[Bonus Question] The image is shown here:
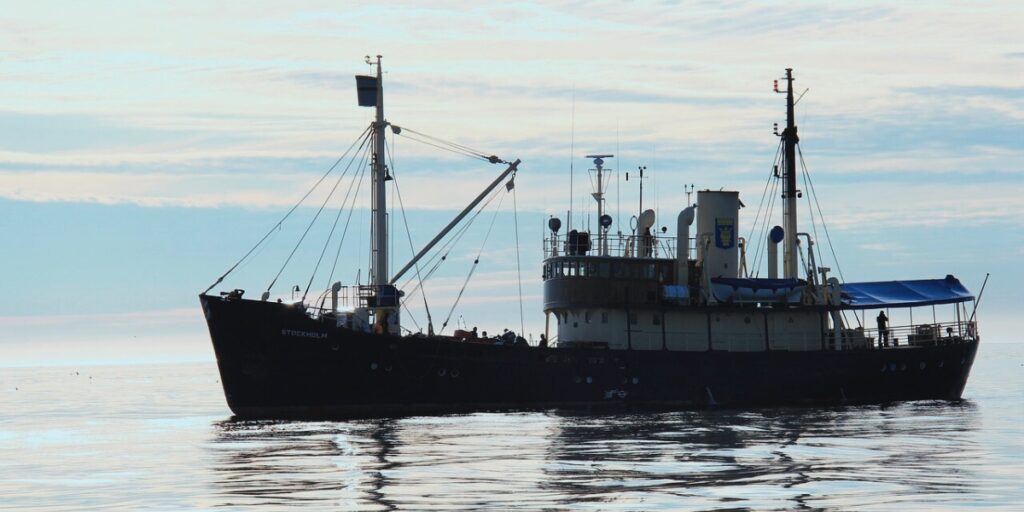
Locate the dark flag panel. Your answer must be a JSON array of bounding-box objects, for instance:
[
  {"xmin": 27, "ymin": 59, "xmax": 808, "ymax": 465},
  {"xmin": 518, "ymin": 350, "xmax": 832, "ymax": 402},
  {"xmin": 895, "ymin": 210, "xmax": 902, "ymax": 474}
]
[{"xmin": 355, "ymin": 75, "xmax": 377, "ymax": 107}]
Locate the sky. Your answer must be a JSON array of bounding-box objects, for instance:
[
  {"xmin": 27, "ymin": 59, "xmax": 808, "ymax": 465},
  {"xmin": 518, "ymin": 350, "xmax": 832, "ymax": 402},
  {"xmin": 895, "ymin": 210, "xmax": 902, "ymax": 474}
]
[{"xmin": 1, "ymin": 1, "xmax": 1021, "ymax": 366}]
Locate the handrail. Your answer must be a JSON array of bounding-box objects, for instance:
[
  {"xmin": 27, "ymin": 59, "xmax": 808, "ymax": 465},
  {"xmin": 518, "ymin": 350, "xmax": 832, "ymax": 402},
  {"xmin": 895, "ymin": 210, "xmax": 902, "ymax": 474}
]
[
  {"xmin": 543, "ymin": 232, "xmax": 687, "ymax": 259},
  {"xmin": 863, "ymin": 320, "xmax": 976, "ymax": 348}
]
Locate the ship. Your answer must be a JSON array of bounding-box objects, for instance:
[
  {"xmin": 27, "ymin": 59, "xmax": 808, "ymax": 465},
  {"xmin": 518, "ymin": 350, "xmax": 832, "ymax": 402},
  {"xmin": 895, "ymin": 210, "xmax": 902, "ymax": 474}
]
[{"xmin": 200, "ymin": 57, "xmax": 982, "ymax": 418}]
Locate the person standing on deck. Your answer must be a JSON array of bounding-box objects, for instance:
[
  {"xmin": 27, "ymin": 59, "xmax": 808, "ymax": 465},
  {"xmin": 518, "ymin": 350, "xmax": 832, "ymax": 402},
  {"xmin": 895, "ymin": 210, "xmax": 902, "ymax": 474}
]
[{"xmin": 877, "ymin": 311, "xmax": 889, "ymax": 347}]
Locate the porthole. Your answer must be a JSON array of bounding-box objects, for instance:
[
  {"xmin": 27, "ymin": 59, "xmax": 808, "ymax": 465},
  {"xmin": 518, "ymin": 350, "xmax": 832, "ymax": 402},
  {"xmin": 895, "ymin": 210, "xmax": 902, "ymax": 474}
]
[
  {"xmin": 437, "ymin": 368, "xmax": 447, "ymax": 377},
  {"xmin": 370, "ymin": 362, "xmax": 378, "ymax": 370},
  {"xmin": 919, "ymin": 362, "xmax": 926, "ymax": 370},
  {"xmin": 632, "ymin": 377, "xmax": 639, "ymax": 385},
  {"xmin": 586, "ymin": 376, "xmax": 593, "ymax": 384},
  {"xmin": 451, "ymin": 369, "xmax": 460, "ymax": 378}
]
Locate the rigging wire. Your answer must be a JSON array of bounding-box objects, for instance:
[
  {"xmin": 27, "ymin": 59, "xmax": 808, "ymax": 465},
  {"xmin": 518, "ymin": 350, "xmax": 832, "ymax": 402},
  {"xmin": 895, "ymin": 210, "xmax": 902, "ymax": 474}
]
[
  {"xmin": 266, "ymin": 130, "xmax": 374, "ymax": 295},
  {"xmin": 751, "ymin": 172, "xmax": 781, "ymax": 277},
  {"xmin": 440, "ymin": 187, "xmax": 510, "ymax": 334},
  {"xmin": 202, "ymin": 125, "xmax": 372, "ymax": 294},
  {"xmin": 397, "ymin": 174, "xmax": 510, "ymax": 293},
  {"xmin": 395, "ymin": 132, "xmax": 480, "ymax": 160},
  {"xmin": 396, "ymin": 126, "xmax": 495, "ymax": 162},
  {"xmin": 398, "ymin": 176, "xmax": 510, "ymax": 304},
  {"xmin": 746, "ymin": 139, "xmax": 785, "ymax": 266},
  {"xmin": 615, "ymin": 122, "xmax": 621, "ymax": 231},
  {"xmin": 393, "ymin": 126, "xmax": 506, "ymax": 165},
  {"xmin": 386, "ymin": 135, "xmax": 435, "ymax": 333},
  {"xmin": 749, "ymin": 142, "xmax": 784, "ymax": 277},
  {"xmin": 798, "ymin": 145, "xmax": 845, "ymax": 282},
  {"xmin": 512, "ymin": 179, "xmax": 525, "ymax": 338},
  {"xmin": 799, "ymin": 152, "xmax": 821, "ymax": 276},
  {"xmin": 745, "ymin": 138, "xmax": 782, "ymax": 276},
  {"xmin": 323, "ymin": 150, "xmax": 371, "ymax": 295},
  {"xmin": 401, "ymin": 301, "xmax": 422, "ymax": 333},
  {"xmin": 398, "ymin": 217, "xmax": 477, "ymax": 300},
  {"xmin": 398, "ymin": 183, "xmax": 506, "ymax": 306},
  {"xmin": 569, "ymin": 86, "xmax": 575, "ymax": 231},
  {"xmin": 304, "ymin": 141, "xmax": 373, "ymax": 301}
]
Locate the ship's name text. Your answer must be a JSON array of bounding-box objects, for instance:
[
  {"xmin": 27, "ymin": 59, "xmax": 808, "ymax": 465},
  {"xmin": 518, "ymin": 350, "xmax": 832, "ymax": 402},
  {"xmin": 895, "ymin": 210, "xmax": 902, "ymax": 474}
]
[{"xmin": 281, "ymin": 329, "xmax": 328, "ymax": 339}]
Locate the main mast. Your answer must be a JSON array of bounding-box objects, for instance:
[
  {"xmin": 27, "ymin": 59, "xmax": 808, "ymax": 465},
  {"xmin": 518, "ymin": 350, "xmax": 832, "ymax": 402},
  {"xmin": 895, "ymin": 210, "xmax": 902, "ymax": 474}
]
[
  {"xmin": 370, "ymin": 55, "xmax": 388, "ymax": 288},
  {"xmin": 781, "ymin": 68, "xmax": 799, "ymax": 279}
]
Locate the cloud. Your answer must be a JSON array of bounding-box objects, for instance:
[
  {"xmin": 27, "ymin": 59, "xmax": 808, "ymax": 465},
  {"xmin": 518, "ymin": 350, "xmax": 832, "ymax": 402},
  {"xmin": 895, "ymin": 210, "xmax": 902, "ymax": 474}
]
[
  {"xmin": 0, "ymin": 170, "xmax": 309, "ymax": 208},
  {"xmin": 0, "ymin": 111, "xmax": 192, "ymax": 153},
  {"xmin": 0, "ymin": 308, "xmax": 198, "ymax": 330}
]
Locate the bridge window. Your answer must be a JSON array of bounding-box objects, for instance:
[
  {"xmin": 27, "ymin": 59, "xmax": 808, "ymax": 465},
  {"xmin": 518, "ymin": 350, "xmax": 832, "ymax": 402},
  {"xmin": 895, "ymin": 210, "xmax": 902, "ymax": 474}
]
[{"xmin": 602, "ymin": 312, "xmax": 609, "ymax": 324}]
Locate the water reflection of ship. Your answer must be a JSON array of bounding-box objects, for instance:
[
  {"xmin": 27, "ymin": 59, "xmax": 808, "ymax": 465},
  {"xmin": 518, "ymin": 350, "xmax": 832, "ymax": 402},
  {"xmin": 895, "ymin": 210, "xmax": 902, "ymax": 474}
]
[
  {"xmin": 539, "ymin": 403, "xmax": 980, "ymax": 509},
  {"xmin": 204, "ymin": 403, "xmax": 980, "ymax": 509},
  {"xmin": 208, "ymin": 418, "xmax": 400, "ymax": 510}
]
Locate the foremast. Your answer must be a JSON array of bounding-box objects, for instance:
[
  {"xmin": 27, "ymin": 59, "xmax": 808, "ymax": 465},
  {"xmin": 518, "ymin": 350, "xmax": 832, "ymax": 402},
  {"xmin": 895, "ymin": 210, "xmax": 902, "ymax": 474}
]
[
  {"xmin": 369, "ymin": 55, "xmax": 388, "ymax": 290},
  {"xmin": 363, "ymin": 55, "xmax": 399, "ymax": 334}
]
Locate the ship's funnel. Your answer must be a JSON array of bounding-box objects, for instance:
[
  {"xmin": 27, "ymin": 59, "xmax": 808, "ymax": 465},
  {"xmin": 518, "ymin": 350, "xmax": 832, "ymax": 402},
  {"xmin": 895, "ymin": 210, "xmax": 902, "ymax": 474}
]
[
  {"xmin": 677, "ymin": 206, "xmax": 696, "ymax": 286},
  {"xmin": 697, "ymin": 190, "xmax": 740, "ymax": 279}
]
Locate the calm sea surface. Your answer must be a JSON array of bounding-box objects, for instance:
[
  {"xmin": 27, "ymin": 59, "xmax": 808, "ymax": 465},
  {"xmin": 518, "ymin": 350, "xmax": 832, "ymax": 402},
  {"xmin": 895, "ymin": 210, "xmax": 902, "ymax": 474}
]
[{"xmin": 1, "ymin": 343, "xmax": 1021, "ymax": 511}]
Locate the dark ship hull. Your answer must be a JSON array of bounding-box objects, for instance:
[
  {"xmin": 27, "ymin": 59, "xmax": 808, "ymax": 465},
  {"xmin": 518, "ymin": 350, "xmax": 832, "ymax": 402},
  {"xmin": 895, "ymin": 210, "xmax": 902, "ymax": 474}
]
[{"xmin": 202, "ymin": 295, "xmax": 978, "ymax": 419}]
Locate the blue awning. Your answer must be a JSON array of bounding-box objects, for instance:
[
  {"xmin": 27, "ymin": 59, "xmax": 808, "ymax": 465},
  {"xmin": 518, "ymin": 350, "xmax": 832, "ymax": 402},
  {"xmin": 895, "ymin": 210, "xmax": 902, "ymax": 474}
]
[
  {"xmin": 840, "ymin": 275, "xmax": 974, "ymax": 309},
  {"xmin": 711, "ymin": 277, "xmax": 804, "ymax": 291}
]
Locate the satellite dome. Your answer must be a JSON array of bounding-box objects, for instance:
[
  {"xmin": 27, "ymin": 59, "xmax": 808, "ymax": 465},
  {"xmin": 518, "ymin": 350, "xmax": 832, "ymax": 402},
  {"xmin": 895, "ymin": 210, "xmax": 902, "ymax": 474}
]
[{"xmin": 638, "ymin": 209, "xmax": 656, "ymax": 231}]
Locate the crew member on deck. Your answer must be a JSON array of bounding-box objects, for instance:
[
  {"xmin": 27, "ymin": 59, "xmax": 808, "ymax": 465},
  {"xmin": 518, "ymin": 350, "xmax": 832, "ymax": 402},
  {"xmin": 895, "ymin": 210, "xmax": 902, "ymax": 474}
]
[{"xmin": 877, "ymin": 311, "xmax": 889, "ymax": 347}]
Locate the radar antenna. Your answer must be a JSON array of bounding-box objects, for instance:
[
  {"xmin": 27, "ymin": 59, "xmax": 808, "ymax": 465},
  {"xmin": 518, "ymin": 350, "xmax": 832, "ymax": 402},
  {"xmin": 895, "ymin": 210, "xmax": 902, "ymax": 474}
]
[{"xmin": 586, "ymin": 154, "xmax": 614, "ymax": 256}]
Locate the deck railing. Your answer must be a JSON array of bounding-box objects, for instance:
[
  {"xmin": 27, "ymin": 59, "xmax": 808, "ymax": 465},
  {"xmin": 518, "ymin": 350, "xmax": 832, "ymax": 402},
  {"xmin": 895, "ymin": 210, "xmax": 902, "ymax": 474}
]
[
  {"xmin": 543, "ymin": 232, "xmax": 687, "ymax": 259},
  {"xmin": 862, "ymin": 320, "xmax": 977, "ymax": 349}
]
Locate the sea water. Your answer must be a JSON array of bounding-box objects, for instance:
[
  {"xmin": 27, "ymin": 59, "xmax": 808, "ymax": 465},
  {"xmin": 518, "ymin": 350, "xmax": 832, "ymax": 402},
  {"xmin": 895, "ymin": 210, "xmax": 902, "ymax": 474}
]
[{"xmin": 1, "ymin": 343, "xmax": 1021, "ymax": 510}]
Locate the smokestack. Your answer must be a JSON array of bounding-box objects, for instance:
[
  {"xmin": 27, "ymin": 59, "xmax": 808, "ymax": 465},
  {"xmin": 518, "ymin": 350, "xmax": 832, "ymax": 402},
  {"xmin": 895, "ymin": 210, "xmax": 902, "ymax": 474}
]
[{"xmin": 677, "ymin": 206, "xmax": 695, "ymax": 285}]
